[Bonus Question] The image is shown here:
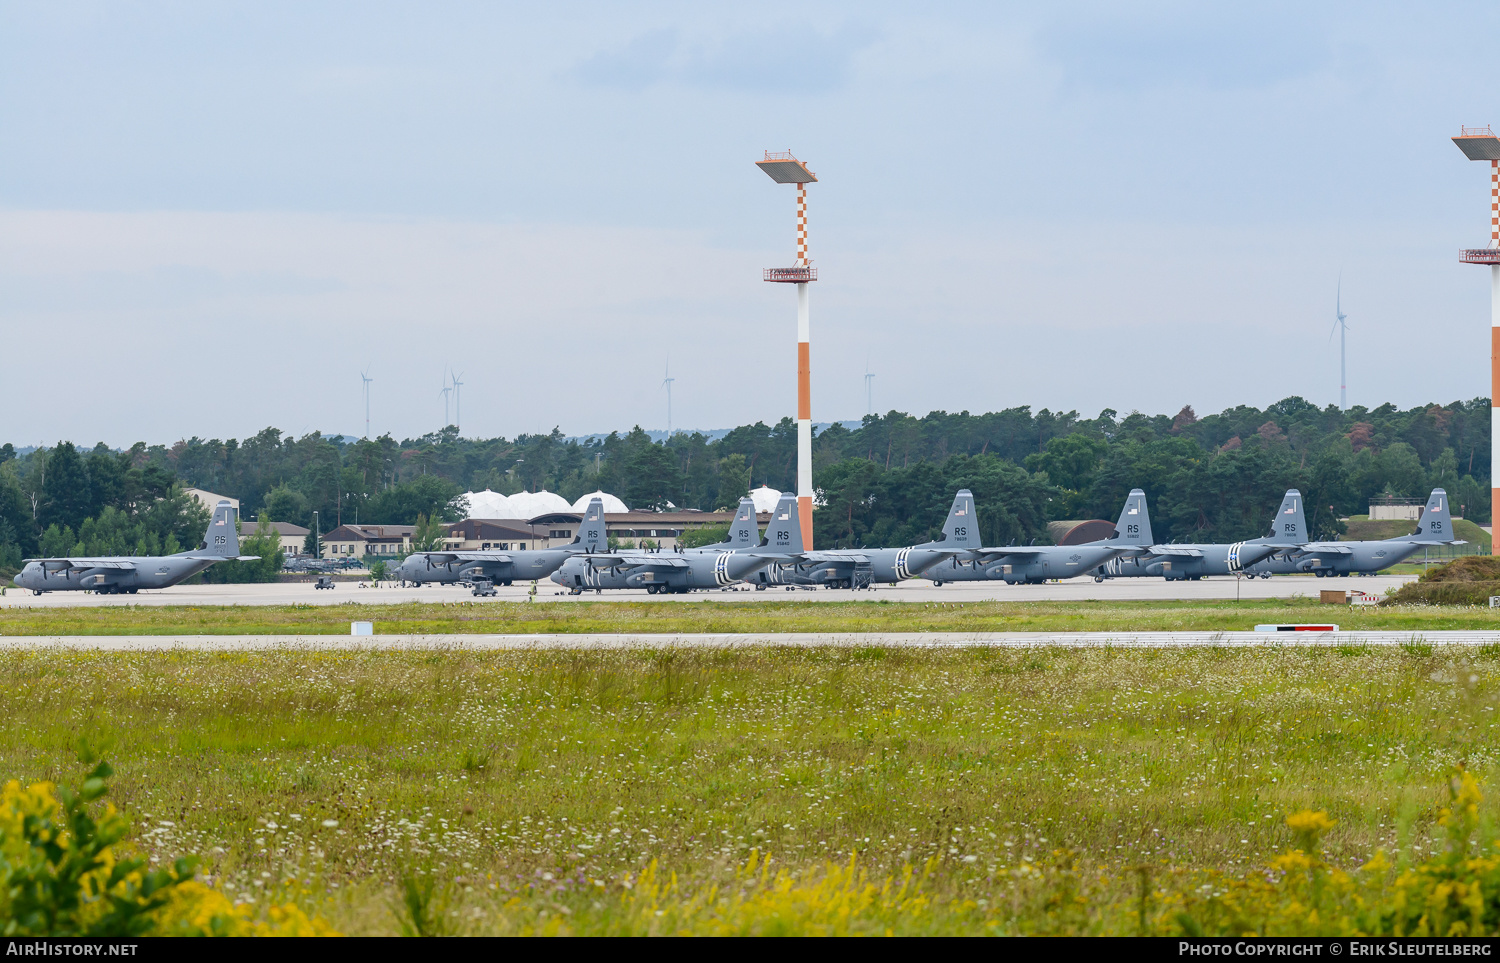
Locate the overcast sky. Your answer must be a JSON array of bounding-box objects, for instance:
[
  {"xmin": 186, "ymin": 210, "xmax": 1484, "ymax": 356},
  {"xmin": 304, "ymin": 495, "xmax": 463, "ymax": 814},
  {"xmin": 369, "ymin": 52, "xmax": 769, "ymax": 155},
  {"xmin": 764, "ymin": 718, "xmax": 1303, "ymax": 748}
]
[{"xmin": 3, "ymin": 1, "xmax": 1498, "ymax": 447}]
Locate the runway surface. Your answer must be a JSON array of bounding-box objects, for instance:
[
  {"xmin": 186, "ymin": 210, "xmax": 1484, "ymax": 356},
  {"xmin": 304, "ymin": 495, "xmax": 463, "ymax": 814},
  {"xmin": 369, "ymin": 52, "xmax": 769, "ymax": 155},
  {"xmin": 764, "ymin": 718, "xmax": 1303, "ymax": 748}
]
[
  {"xmin": 2, "ymin": 630, "xmax": 1493, "ymax": 651},
  {"xmin": 0, "ymin": 574, "xmax": 1415, "ymax": 608}
]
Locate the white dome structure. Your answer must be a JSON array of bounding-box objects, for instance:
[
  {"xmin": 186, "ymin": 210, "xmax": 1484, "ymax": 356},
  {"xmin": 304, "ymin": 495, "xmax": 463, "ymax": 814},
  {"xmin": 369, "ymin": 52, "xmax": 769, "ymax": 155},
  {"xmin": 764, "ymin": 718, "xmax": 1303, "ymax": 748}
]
[
  {"xmin": 749, "ymin": 485, "xmax": 783, "ymax": 513},
  {"xmin": 571, "ymin": 490, "xmax": 630, "ymax": 513},
  {"xmin": 461, "ymin": 490, "xmax": 513, "ymax": 519},
  {"xmin": 506, "ymin": 489, "xmax": 573, "ymax": 518}
]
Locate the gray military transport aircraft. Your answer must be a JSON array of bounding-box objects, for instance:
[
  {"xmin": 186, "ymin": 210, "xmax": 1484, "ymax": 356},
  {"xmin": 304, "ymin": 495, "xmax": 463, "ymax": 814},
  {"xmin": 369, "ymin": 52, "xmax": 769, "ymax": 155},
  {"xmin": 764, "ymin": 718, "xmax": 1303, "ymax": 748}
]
[
  {"xmin": 551, "ymin": 493, "xmax": 805, "ymax": 594},
  {"xmin": 923, "ymin": 488, "xmax": 1155, "ymax": 585},
  {"xmin": 1090, "ymin": 490, "xmax": 1307, "ymax": 581},
  {"xmin": 1242, "ymin": 488, "xmax": 1460, "ymax": 577},
  {"xmin": 749, "ymin": 489, "xmax": 985, "ymax": 589},
  {"xmin": 12, "ymin": 500, "xmax": 257, "ymax": 595},
  {"xmin": 394, "ymin": 497, "xmax": 608, "ymax": 585}
]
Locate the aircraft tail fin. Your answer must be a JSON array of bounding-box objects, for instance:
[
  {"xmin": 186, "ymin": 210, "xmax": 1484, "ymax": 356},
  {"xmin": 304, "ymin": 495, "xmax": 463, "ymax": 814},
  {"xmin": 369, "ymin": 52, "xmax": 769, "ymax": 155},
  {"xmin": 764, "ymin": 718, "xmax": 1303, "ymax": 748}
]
[
  {"xmin": 918, "ymin": 489, "xmax": 981, "ymax": 550},
  {"xmin": 1107, "ymin": 489, "xmax": 1152, "ymax": 547},
  {"xmin": 727, "ymin": 497, "xmax": 760, "ymax": 549},
  {"xmin": 1406, "ymin": 488, "xmax": 1457, "ymax": 543},
  {"xmin": 1258, "ymin": 489, "xmax": 1306, "ymax": 544},
  {"xmin": 200, "ymin": 501, "xmax": 241, "ymax": 558},
  {"xmin": 762, "ymin": 493, "xmax": 804, "ymax": 554},
  {"xmin": 573, "ymin": 497, "xmax": 608, "ymax": 552}
]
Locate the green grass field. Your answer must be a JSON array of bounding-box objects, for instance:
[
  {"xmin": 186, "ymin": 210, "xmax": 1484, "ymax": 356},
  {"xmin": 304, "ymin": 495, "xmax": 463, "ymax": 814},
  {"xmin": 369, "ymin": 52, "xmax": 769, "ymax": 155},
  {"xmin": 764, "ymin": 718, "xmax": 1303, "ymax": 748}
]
[
  {"xmin": 5, "ymin": 644, "xmax": 1500, "ymax": 934},
  {"xmin": 5, "ymin": 597, "xmax": 1500, "ymax": 637}
]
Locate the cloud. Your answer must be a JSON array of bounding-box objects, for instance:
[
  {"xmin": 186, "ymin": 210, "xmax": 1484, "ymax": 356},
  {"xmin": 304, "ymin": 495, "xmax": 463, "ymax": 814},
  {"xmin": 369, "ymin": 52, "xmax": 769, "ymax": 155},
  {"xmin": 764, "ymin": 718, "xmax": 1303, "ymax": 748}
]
[
  {"xmin": 571, "ymin": 23, "xmax": 879, "ymax": 94},
  {"xmin": 571, "ymin": 28, "xmax": 678, "ymax": 91},
  {"xmin": 1039, "ymin": 9, "xmax": 1328, "ymax": 91}
]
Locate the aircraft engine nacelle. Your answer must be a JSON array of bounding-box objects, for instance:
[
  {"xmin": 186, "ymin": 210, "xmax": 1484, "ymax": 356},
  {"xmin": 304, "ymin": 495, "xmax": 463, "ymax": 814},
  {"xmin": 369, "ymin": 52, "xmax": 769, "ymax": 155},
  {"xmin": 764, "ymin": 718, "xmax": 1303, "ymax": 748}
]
[
  {"xmin": 1144, "ymin": 560, "xmax": 1189, "ymax": 580},
  {"xmin": 626, "ymin": 570, "xmax": 688, "ymax": 590},
  {"xmin": 987, "ymin": 562, "xmax": 1040, "ymax": 585}
]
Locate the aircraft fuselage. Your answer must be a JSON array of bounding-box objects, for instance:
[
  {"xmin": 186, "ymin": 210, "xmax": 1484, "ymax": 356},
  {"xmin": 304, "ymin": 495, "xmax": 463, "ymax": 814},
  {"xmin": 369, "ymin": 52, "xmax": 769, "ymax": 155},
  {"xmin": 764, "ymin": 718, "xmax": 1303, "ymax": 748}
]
[
  {"xmin": 13, "ymin": 555, "xmax": 221, "ymax": 594},
  {"xmin": 551, "ymin": 551, "xmax": 773, "ymax": 594}
]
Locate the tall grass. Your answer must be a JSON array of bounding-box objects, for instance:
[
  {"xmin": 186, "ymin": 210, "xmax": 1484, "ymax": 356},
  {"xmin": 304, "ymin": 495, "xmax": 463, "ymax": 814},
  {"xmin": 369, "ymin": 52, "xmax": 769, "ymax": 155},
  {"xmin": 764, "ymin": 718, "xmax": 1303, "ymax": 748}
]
[{"xmin": 1, "ymin": 645, "xmax": 1496, "ymax": 934}]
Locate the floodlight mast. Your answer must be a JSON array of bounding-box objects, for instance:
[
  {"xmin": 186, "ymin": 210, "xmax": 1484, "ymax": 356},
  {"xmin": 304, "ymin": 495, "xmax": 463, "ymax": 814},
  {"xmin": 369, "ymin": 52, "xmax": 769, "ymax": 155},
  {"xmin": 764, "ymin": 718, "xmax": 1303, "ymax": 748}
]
[
  {"xmin": 1452, "ymin": 126, "xmax": 1500, "ymax": 518},
  {"xmin": 757, "ymin": 150, "xmax": 818, "ymax": 550}
]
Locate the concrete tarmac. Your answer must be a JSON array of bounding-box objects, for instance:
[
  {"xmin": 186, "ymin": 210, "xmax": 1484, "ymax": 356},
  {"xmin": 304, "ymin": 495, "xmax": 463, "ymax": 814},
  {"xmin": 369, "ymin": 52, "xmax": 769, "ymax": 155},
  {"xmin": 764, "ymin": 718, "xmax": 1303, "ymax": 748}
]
[
  {"xmin": 0, "ymin": 629, "xmax": 1493, "ymax": 651},
  {"xmin": 0, "ymin": 574, "xmax": 1415, "ymax": 608}
]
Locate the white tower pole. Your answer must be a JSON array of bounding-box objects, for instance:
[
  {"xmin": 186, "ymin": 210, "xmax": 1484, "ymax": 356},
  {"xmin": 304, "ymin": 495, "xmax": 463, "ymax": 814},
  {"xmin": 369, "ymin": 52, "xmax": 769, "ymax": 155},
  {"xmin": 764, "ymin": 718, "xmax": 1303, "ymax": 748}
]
[
  {"xmin": 757, "ymin": 150, "xmax": 819, "ymax": 551},
  {"xmin": 1492, "ymin": 159, "xmax": 1499, "ymax": 522},
  {"xmin": 795, "ymin": 181, "xmax": 813, "ymax": 549}
]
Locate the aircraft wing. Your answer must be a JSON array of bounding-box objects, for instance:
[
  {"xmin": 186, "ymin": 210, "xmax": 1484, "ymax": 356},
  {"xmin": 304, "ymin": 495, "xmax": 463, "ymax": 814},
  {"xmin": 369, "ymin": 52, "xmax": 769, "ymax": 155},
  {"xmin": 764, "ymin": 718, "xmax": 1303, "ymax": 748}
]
[
  {"xmin": 421, "ymin": 552, "xmax": 514, "ymax": 564},
  {"xmin": 974, "ymin": 547, "xmax": 1042, "ymax": 561},
  {"xmin": 1145, "ymin": 547, "xmax": 1204, "ymax": 558},
  {"xmin": 802, "ymin": 551, "xmax": 866, "ymax": 564},
  {"xmin": 27, "ymin": 558, "xmax": 138, "ymax": 571},
  {"xmin": 585, "ymin": 554, "xmax": 689, "ymax": 569},
  {"xmin": 182, "ymin": 555, "xmax": 262, "ymax": 561},
  {"xmin": 1300, "ymin": 543, "xmax": 1353, "ymax": 555}
]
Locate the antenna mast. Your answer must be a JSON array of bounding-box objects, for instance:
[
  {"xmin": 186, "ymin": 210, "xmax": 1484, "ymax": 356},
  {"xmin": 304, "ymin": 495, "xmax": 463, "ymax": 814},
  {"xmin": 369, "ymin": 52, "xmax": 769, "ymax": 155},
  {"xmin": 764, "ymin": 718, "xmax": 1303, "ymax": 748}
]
[
  {"xmin": 361, "ymin": 367, "xmax": 373, "ymax": 439},
  {"xmin": 451, "ymin": 371, "xmax": 464, "ymax": 433},
  {"xmin": 1332, "ymin": 281, "xmax": 1348, "ymax": 410},
  {"xmin": 662, "ymin": 360, "xmax": 675, "ymax": 437}
]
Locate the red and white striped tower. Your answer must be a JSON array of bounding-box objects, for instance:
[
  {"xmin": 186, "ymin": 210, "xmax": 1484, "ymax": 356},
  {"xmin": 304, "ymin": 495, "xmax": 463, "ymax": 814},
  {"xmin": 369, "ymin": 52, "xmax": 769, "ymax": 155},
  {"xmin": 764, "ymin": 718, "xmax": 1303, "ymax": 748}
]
[
  {"xmin": 1453, "ymin": 128, "xmax": 1500, "ymax": 522},
  {"xmin": 758, "ymin": 151, "xmax": 818, "ymax": 550}
]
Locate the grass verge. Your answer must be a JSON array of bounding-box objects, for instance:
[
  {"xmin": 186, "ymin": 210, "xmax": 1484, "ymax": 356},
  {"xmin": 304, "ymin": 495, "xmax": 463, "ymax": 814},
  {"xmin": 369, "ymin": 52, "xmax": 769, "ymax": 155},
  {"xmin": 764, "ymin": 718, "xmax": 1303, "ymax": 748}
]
[
  {"xmin": 4, "ymin": 645, "xmax": 1499, "ymax": 934},
  {"xmin": 5, "ymin": 598, "xmax": 1500, "ymax": 636}
]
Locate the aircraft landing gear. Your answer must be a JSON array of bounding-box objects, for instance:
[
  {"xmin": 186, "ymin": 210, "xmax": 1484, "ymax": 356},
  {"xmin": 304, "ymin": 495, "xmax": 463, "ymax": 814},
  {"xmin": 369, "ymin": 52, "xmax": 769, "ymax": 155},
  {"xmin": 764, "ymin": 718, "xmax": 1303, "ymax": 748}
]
[{"xmin": 33, "ymin": 590, "xmax": 43, "ymax": 596}]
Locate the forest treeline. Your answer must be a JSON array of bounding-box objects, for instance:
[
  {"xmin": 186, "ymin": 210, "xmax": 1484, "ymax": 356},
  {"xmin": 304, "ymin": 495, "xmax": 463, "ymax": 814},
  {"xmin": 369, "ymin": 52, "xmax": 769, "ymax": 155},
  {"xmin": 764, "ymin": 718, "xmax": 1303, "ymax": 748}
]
[{"xmin": 0, "ymin": 395, "xmax": 1487, "ymax": 568}]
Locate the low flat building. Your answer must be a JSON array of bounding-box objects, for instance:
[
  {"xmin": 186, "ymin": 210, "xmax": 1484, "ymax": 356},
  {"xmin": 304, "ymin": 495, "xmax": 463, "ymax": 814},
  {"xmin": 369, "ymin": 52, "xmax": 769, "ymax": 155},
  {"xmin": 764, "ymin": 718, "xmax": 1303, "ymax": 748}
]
[
  {"xmin": 1369, "ymin": 496, "xmax": 1424, "ymax": 521},
  {"xmin": 238, "ymin": 517, "xmax": 311, "ymax": 557},
  {"xmin": 320, "ymin": 524, "xmax": 415, "ymax": 559}
]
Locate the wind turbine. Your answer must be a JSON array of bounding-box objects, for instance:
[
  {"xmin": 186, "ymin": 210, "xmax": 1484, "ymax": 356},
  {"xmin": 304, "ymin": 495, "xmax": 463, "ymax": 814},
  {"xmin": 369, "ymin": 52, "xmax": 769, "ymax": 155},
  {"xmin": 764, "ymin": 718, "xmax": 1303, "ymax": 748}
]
[
  {"xmin": 662, "ymin": 359, "xmax": 675, "ymax": 437},
  {"xmin": 360, "ymin": 367, "xmax": 373, "ymax": 439},
  {"xmin": 451, "ymin": 370, "xmax": 464, "ymax": 433},
  {"xmin": 1330, "ymin": 279, "xmax": 1349, "ymax": 409},
  {"xmin": 864, "ymin": 357, "xmax": 875, "ymax": 417},
  {"xmin": 440, "ymin": 370, "xmax": 453, "ymax": 428}
]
